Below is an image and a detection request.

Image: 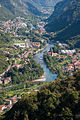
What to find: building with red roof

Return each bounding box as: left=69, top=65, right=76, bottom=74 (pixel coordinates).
left=0, top=105, right=7, bottom=112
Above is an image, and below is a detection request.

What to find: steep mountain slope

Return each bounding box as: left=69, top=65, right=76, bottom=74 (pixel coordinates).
left=25, top=2, right=43, bottom=16
left=45, top=0, right=80, bottom=44
left=3, top=70, right=80, bottom=120
left=0, top=6, right=13, bottom=20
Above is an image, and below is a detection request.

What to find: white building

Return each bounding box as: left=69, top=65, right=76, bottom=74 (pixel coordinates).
left=0, top=105, right=7, bottom=113
left=5, top=99, right=12, bottom=105
left=14, top=43, right=26, bottom=48
left=61, top=50, right=76, bottom=54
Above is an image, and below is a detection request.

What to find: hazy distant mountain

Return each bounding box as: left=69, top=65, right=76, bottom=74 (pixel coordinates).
left=31, top=0, right=61, bottom=11
left=0, top=0, right=44, bottom=20
left=0, top=0, right=61, bottom=20
left=45, top=0, right=80, bottom=44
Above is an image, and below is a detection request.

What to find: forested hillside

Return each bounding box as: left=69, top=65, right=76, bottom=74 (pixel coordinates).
left=0, top=31, right=11, bottom=74
left=0, top=31, right=11, bottom=44
left=0, top=52, right=8, bottom=74
left=45, top=0, right=80, bottom=45
left=3, top=70, right=80, bottom=120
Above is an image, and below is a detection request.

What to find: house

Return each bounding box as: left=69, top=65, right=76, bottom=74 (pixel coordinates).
left=58, top=43, right=63, bottom=47
left=3, top=51, right=9, bottom=54
left=76, top=53, right=80, bottom=57
left=52, top=53, right=58, bottom=57
left=57, top=56, right=61, bottom=60
left=5, top=99, right=12, bottom=105
left=32, top=42, right=40, bottom=48
left=62, top=56, right=67, bottom=59
left=11, top=97, right=17, bottom=104
left=65, top=65, right=74, bottom=71
left=12, top=64, right=22, bottom=69
left=14, top=43, right=26, bottom=48
left=35, top=30, right=39, bottom=34
left=5, top=57, right=9, bottom=61
left=17, top=58, right=21, bottom=61
left=48, top=52, right=52, bottom=55
left=15, top=64, right=22, bottom=69
left=73, top=61, right=78, bottom=65
left=68, top=53, right=73, bottom=57
left=0, top=105, right=7, bottom=113
left=4, top=77, right=11, bottom=84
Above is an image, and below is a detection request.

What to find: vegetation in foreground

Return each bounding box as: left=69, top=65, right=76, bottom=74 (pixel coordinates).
left=2, top=70, right=80, bottom=120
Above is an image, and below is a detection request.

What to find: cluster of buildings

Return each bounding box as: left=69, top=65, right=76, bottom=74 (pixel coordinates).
left=0, top=77, right=11, bottom=85
left=0, top=17, right=29, bottom=40
left=48, top=43, right=80, bottom=74
left=13, top=39, right=30, bottom=49
left=0, top=17, right=48, bottom=114
left=14, top=42, right=26, bottom=48
left=1, top=18, right=27, bottom=33
left=60, top=50, right=76, bottom=55
left=65, top=56, right=80, bottom=72
left=37, top=22, right=46, bottom=34
left=0, top=43, right=33, bottom=85
left=0, top=96, right=19, bottom=113
left=32, top=42, right=40, bottom=48
left=48, top=52, right=58, bottom=57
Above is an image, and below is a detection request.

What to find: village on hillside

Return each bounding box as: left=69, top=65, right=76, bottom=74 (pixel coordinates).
left=0, top=17, right=47, bottom=113
left=44, top=42, right=80, bottom=77
left=0, top=17, right=47, bottom=84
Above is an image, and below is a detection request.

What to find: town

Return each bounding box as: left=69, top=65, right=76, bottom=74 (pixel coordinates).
left=44, top=42, right=80, bottom=78
left=0, top=16, right=80, bottom=114
left=0, top=17, right=47, bottom=113
left=0, top=16, right=47, bottom=83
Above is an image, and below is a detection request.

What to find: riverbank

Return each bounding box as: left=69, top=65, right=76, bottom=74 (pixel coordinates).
left=0, top=74, right=46, bottom=91
left=35, top=44, right=47, bottom=54
left=33, top=44, right=57, bottom=82
left=29, top=74, right=46, bottom=83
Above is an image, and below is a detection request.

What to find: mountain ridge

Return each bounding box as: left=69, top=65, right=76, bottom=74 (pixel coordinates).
left=0, top=0, right=61, bottom=20
left=45, top=0, right=80, bottom=46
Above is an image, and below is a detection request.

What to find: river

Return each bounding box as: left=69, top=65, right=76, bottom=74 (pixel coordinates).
left=33, top=44, right=57, bottom=82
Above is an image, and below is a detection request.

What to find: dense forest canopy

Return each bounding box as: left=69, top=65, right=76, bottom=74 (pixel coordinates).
left=0, top=31, right=11, bottom=74
left=3, top=70, right=80, bottom=120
